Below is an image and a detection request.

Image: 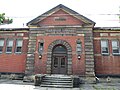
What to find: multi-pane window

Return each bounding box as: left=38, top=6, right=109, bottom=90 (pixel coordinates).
left=38, top=42, right=44, bottom=54
left=112, top=40, right=120, bottom=55
left=101, top=40, right=109, bottom=55
left=6, top=39, right=13, bottom=53
left=0, top=39, right=4, bottom=53
left=76, top=40, right=82, bottom=54
left=15, top=39, right=23, bottom=53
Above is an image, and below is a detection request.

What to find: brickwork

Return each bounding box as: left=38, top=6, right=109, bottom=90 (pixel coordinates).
left=0, top=31, right=29, bottom=73
left=38, top=9, right=84, bottom=26
left=32, top=30, right=86, bottom=75
left=25, top=4, right=95, bottom=76
left=0, top=5, right=119, bottom=78
left=94, top=30, right=120, bottom=76
left=0, top=54, right=27, bottom=73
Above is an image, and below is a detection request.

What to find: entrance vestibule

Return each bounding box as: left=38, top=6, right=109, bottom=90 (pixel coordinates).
left=52, top=45, right=67, bottom=74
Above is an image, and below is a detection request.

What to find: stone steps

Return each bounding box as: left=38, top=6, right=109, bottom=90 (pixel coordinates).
left=40, top=75, right=73, bottom=88
left=41, top=84, right=73, bottom=88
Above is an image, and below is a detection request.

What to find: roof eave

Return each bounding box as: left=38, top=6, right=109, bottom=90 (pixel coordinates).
left=27, top=4, right=95, bottom=26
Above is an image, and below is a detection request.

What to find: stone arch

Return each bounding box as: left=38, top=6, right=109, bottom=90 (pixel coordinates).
left=47, top=39, right=72, bottom=74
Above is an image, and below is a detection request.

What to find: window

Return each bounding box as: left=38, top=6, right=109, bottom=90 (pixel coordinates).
left=38, top=42, right=44, bottom=54
left=76, top=40, right=82, bottom=54
left=53, top=45, right=66, bottom=53
left=0, top=39, right=4, bottom=53
left=101, top=40, right=109, bottom=55
left=15, top=39, right=23, bottom=53
left=6, top=39, right=13, bottom=53
left=112, top=40, right=120, bottom=55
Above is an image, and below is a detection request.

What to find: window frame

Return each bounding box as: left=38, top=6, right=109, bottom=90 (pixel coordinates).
left=38, top=42, right=44, bottom=54
left=6, top=39, right=14, bottom=54
left=0, top=39, right=4, bottom=53
left=112, top=40, right=120, bottom=55
left=15, top=39, right=23, bottom=54
left=101, top=39, right=109, bottom=55
left=76, top=40, right=82, bottom=54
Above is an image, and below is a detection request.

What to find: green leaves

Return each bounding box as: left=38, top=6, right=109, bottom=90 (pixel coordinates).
left=0, top=13, right=13, bottom=25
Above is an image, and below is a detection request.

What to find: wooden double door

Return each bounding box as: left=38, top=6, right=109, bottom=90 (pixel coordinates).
left=52, top=55, right=67, bottom=74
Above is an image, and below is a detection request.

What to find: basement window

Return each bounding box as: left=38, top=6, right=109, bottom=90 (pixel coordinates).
left=0, top=39, right=4, bottom=53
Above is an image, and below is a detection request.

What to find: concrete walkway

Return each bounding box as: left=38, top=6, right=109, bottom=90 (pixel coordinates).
left=0, top=83, right=120, bottom=90
left=0, top=79, right=120, bottom=90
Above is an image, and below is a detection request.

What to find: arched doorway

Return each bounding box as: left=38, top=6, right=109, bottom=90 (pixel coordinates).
left=47, top=40, right=72, bottom=75
left=52, top=45, right=67, bottom=74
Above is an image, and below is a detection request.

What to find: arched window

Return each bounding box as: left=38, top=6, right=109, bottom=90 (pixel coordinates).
left=53, top=45, right=67, bottom=54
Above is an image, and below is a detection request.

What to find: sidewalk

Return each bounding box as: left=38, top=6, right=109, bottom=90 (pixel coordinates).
left=0, top=79, right=120, bottom=90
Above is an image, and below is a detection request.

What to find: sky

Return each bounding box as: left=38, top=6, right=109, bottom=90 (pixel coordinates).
left=0, top=0, right=120, bottom=28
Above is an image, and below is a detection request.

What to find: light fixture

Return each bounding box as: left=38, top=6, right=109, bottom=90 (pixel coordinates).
left=39, top=54, right=42, bottom=59
left=78, top=55, right=81, bottom=60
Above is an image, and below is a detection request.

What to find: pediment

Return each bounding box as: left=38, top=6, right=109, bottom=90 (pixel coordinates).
left=27, top=4, right=95, bottom=27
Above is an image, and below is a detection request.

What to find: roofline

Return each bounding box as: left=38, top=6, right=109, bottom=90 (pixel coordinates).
left=27, top=4, right=62, bottom=26
left=94, top=27, right=120, bottom=30
left=58, top=4, right=95, bottom=24
left=0, top=28, right=29, bottom=31
left=27, top=4, right=95, bottom=26
left=0, top=27, right=120, bottom=31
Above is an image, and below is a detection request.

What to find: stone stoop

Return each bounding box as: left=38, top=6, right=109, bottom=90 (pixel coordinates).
left=40, top=75, right=73, bottom=88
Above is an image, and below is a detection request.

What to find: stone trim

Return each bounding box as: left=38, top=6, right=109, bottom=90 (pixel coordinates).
left=47, top=39, right=72, bottom=74
left=25, top=31, right=37, bottom=75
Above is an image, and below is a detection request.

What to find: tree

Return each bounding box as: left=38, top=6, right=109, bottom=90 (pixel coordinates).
left=0, top=13, right=13, bottom=25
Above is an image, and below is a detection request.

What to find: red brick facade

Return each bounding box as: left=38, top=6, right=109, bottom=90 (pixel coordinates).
left=38, top=9, right=84, bottom=26
left=0, top=30, right=29, bottom=73
left=0, top=4, right=120, bottom=77
left=34, top=36, right=85, bottom=75
left=94, top=30, right=120, bottom=76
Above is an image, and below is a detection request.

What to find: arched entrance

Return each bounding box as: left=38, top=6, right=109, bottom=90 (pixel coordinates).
left=52, top=45, right=67, bottom=74
left=47, top=40, right=72, bottom=75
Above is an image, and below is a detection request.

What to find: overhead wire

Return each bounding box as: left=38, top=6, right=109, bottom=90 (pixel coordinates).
left=6, top=13, right=120, bottom=18
left=5, top=13, right=120, bottom=22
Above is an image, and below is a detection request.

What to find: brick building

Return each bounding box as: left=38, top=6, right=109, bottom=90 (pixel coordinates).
left=0, top=4, right=120, bottom=78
